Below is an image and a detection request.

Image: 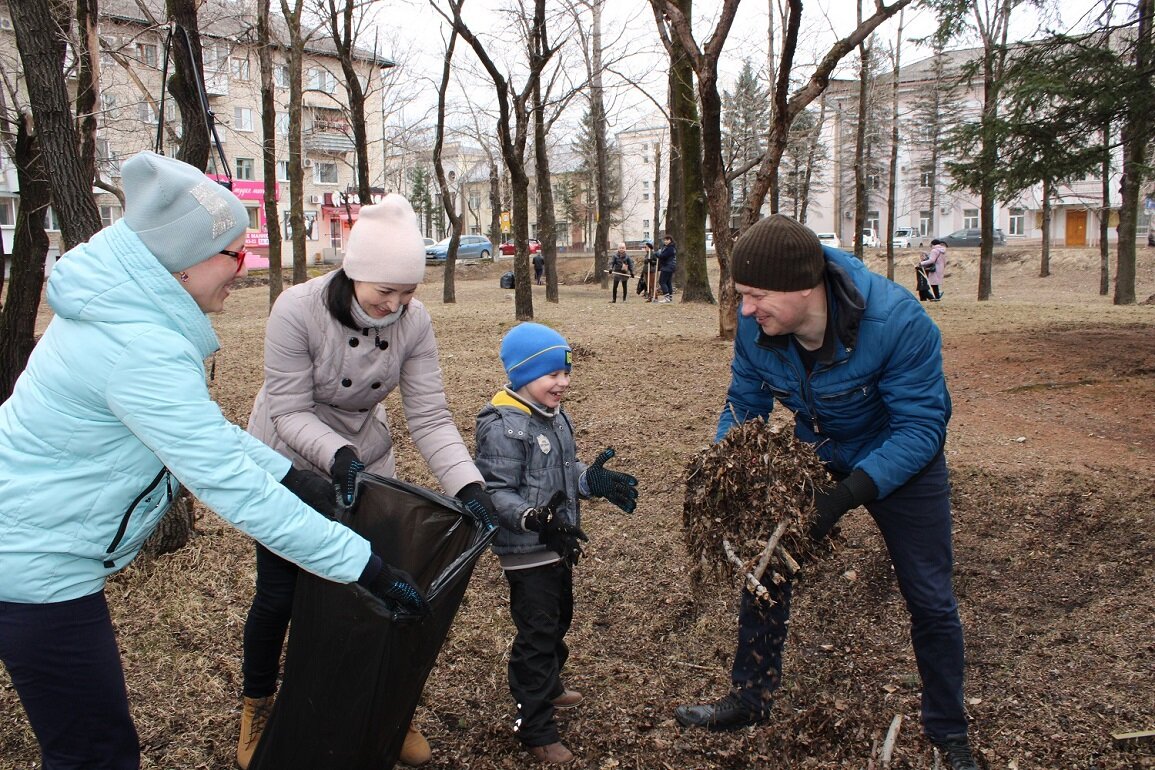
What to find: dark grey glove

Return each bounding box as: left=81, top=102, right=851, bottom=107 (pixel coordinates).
left=583, top=447, right=639, bottom=513
left=281, top=467, right=339, bottom=519
left=524, top=491, right=588, bottom=567
left=330, top=446, right=365, bottom=506
left=358, top=554, right=429, bottom=615
left=809, top=469, right=878, bottom=542
left=456, top=482, right=497, bottom=530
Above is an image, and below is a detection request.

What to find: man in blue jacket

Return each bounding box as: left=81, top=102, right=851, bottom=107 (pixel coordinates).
left=673, top=215, right=978, bottom=770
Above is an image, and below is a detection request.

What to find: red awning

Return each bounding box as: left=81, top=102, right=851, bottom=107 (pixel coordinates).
left=322, top=204, right=361, bottom=223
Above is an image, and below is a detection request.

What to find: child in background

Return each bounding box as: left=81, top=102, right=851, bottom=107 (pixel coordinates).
left=474, top=323, right=639, bottom=765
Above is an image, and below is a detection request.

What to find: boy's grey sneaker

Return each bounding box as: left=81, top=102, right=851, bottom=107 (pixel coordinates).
left=932, top=734, right=981, bottom=770
left=673, top=692, right=767, bottom=731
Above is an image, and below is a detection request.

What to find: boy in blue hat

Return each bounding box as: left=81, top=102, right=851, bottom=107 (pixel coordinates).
left=474, top=322, right=639, bottom=765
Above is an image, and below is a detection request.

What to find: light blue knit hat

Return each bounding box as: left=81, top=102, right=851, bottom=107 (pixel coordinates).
left=501, top=322, right=572, bottom=391
left=121, top=151, right=249, bottom=273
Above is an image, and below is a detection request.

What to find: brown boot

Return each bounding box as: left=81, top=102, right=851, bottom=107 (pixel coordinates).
left=551, top=689, right=583, bottom=709
left=528, top=742, right=575, bottom=764
left=399, top=723, right=432, bottom=766
left=235, top=695, right=273, bottom=770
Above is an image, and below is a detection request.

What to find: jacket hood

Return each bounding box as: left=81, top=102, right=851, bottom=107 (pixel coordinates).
left=47, top=220, right=220, bottom=358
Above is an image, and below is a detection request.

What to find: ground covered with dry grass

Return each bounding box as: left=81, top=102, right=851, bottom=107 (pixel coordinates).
left=2, top=247, right=1153, bottom=769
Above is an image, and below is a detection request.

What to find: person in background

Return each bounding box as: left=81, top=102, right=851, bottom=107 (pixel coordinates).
left=608, top=243, right=635, bottom=303
left=636, top=241, right=655, bottom=300
left=919, top=238, right=948, bottom=301
left=238, top=195, right=497, bottom=769
left=0, top=151, right=422, bottom=770
left=474, top=323, right=639, bottom=765
left=673, top=215, right=979, bottom=770
left=655, top=234, right=677, bottom=303
left=533, top=250, right=545, bottom=285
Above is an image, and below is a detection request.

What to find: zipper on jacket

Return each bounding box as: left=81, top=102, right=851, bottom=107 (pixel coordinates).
left=104, top=467, right=169, bottom=567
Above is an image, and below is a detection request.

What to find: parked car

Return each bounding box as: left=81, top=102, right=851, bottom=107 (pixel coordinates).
left=423, top=237, right=436, bottom=248
left=498, top=238, right=541, bottom=256
left=939, top=228, right=1006, bottom=247
left=861, top=228, right=881, bottom=248
left=816, top=232, right=842, bottom=249
left=705, top=232, right=715, bottom=255
left=891, top=227, right=917, bottom=249
left=425, top=234, right=493, bottom=261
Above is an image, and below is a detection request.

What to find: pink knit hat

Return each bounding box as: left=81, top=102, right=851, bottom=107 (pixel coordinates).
left=341, top=194, right=427, bottom=284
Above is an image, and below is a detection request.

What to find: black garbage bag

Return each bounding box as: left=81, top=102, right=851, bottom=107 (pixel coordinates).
left=249, top=472, right=496, bottom=770
left=915, top=265, right=933, bottom=301
left=499, top=271, right=515, bottom=289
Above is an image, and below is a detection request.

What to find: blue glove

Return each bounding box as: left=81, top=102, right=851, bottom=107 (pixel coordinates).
left=359, top=554, right=430, bottom=615
left=456, top=482, right=497, bottom=530
left=330, top=446, right=365, bottom=506
left=582, top=448, right=639, bottom=513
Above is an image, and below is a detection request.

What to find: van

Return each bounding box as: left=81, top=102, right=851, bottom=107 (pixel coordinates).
left=891, top=227, right=917, bottom=249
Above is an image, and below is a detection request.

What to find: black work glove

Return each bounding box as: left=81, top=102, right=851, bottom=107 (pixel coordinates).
left=809, top=469, right=878, bottom=542
left=359, top=554, right=430, bottom=616
left=330, top=446, right=365, bottom=506
left=281, top=467, right=340, bottom=519
left=457, top=482, right=497, bottom=530
left=524, top=491, right=588, bottom=567
left=582, top=447, right=639, bottom=513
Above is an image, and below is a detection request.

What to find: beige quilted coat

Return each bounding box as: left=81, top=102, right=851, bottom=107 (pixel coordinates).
left=247, top=271, right=483, bottom=496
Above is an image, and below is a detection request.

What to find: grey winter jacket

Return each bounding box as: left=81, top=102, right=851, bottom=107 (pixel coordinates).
left=474, top=390, right=587, bottom=559
left=248, top=270, right=483, bottom=495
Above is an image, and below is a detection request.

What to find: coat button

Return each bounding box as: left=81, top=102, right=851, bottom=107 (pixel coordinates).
left=342, top=378, right=352, bottom=387
left=378, top=340, right=389, bottom=350
left=349, top=338, right=359, bottom=347
left=370, top=382, right=381, bottom=389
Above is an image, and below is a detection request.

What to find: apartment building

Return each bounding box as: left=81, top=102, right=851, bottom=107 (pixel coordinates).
left=0, top=0, right=391, bottom=268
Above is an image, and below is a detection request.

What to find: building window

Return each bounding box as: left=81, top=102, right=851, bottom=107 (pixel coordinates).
left=0, top=198, right=15, bottom=226
left=137, top=43, right=158, bottom=68
left=315, top=161, right=339, bottom=185
left=99, top=204, right=122, bottom=228
left=138, top=102, right=159, bottom=124
left=329, top=217, right=343, bottom=250
left=867, top=211, right=880, bottom=232
left=867, top=174, right=881, bottom=190
left=468, top=191, right=481, bottom=210
left=100, top=93, right=118, bottom=121
left=1008, top=208, right=1025, bottom=236
left=234, top=107, right=254, bottom=132
left=276, top=160, right=290, bottom=182
left=275, top=65, right=290, bottom=88
left=919, top=210, right=932, bottom=236
left=919, top=170, right=933, bottom=188
left=643, top=219, right=650, bottom=229
left=276, top=112, right=290, bottom=136
left=642, top=179, right=650, bottom=201
left=235, top=158, right=255, bottom=181
left=45, top=207, right=60, bottom=231
left=246, top=207, right=260, bottom=230
left=963, top=208, right=979, bottom=229
left=308, top=68, right=338, bottom=95
left=231, top=57, right=251, bottom=81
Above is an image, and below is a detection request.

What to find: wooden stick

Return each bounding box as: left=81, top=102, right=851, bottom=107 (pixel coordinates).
left=775, top=546, right=801, bottom=575
left=752, top=520, right=789, bottom=582
left=1112, top=729, right=1155, bottom=748
left=722, top=539, right=771, bottom=602
left=880, top=714, right=903, bottom=767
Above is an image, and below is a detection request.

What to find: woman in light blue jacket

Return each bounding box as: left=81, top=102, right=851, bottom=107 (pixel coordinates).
left=0, top=152, right=423, bottom=770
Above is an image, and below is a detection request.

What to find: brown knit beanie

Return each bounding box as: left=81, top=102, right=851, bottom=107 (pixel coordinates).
left=731, top=214, right=826, bottom=291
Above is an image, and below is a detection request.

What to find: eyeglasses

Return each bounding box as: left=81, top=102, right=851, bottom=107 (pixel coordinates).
left=220, top=248, right=247, bottom=274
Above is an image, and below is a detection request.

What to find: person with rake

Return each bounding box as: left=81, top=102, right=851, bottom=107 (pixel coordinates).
left=474, top=323, right=639, bottom=765
left=673, top=215, right=980, bottom=770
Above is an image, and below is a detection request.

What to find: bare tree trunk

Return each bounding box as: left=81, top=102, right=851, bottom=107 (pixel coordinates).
left=884, top=13, right=903, bottom=281
left=324, top=0, right=373, bottom=202
left=1114, top=0, right=1153, bottom=305
left=852, top=2, right=868, bottom=260
left=1099, top=123, right=1111, bottom=296
left=9, top=0, right=101, bottom=251
left=258, top=0, right=284, bottom=304
left=76, top=0, right=99, bottom=187
left=434, top=28, right=463, bottom=303
left=651, top=142, right=663, bottom=240
left=532, top=50, right=559, bottom=304
left=665, top=65, right=684, bottom=248
left=1040, top=177, right=1052, bottom=277
left=0, top=116, right=50, bottom=402
left=590, top=0, right=611, bottom=289
left=282, top=0, right=308, bottom=284
left=167, top=0, right=211, bottom=169
left=488, top=161, right=502, bottom=249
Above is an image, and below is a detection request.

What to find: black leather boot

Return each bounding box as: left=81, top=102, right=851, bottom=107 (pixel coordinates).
left=932, top=734, right=981, bottom=770
left=673, top=692, right=767, bottom=731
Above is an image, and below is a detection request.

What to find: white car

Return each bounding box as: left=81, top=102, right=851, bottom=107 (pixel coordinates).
left=891, top=227, right=916, bottom=249
left=861, top=228, right=881, bottom=248
left=816, top=232, right=841, bottom=249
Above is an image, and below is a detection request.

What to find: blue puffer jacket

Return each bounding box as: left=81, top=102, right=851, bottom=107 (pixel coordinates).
left=718, top=247, right=951, bottom=498
left=474, top=390, right=586, bottom=558
left=0, top=221, right=371, bottom=603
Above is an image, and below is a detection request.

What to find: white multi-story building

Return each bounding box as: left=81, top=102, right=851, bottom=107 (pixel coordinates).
left=0, top=0, right=392, bottom=268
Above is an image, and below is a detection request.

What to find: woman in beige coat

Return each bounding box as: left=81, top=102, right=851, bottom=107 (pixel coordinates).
left=237, top=195, right=496, bottom=769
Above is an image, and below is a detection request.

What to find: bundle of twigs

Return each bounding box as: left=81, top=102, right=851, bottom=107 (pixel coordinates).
left=682, top=416, right=833, bottom=598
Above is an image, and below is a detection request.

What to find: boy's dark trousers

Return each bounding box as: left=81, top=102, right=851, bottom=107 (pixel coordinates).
left=505, top=561, right=574, bottom=747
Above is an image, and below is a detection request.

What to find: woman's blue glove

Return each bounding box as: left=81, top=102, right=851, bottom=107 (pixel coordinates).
left=581, top=448, right=639, bottom=513
left=358, top=554, right=430, bottom=615
left=330, top=446, right=365, bottom=506
left=456, top=482, right=497, bottom=530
